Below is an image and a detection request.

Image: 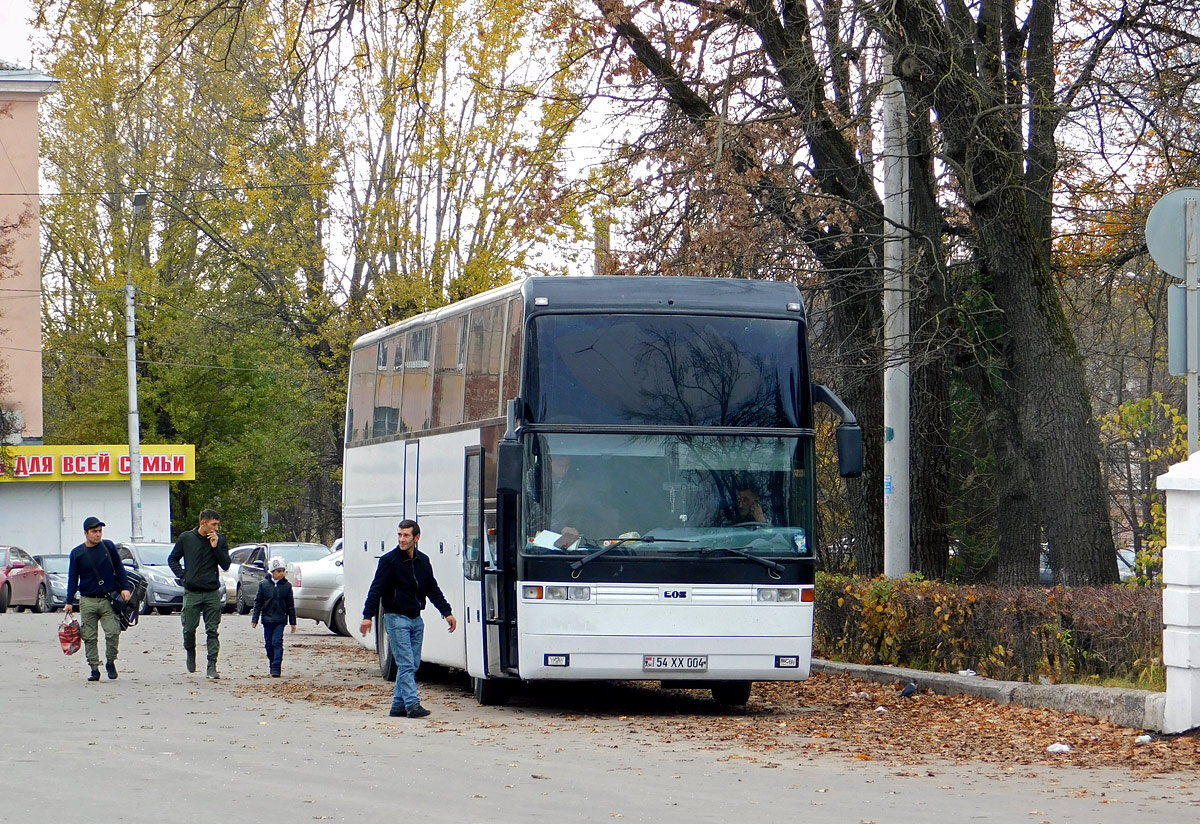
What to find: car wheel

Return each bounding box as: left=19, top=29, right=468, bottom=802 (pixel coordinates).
left=32, top=585, right=49, bottom=614
left=330, top=597, right=349, bottom=636
left=376, top=613, right=397, bottom=681
left=236, top=585, right=251, bottom=615
left=140, top=592, right=153, bottom=615
left=0, top=583, right=9, bottom=613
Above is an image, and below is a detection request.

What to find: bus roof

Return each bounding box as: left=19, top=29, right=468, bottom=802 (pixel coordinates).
left=351, top=276, right=805, bottom=350
left=524, top=276, right=804, bottom=317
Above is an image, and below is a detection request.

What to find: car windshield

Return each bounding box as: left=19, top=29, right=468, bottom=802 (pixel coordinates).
left=520, top=433, right=813, bottom=558
left=38, top=556, right=70, bottom=573
left=132, top=544, right=175, bottom=565
left=272, top=544, right=332, bottom=562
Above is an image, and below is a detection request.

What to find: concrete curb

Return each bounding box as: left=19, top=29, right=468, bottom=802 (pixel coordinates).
left=813, top=659, right=1166, bottom=731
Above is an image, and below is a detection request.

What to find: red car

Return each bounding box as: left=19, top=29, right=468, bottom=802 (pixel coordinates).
left=0, top=545, right=50, bottom=613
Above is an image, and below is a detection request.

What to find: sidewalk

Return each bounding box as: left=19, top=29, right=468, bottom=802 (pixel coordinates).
left=814, top=659, right=1168, bottom=731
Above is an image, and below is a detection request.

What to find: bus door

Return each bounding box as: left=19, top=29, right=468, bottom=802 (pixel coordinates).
left=463, top=448, right=486, bottom=677
left=463, top=448, right=506, bottom=678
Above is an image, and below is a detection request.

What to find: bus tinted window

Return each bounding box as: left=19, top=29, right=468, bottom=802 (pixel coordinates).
left=347, top=346, right=377, bottom=443
left=433, top=315, right=467, bottom=428
left=374, top=336, right=403, bottom=436
left=527, top=315, right=802, bottom=427
left=502, top=296, right=523, bottom=404
left=466, top=303, right=504, bottom=420
left=401, top=326, right=433, bottom=432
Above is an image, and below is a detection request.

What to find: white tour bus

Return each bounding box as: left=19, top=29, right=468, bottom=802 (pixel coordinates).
left=342, top=276, right=861, bottom=705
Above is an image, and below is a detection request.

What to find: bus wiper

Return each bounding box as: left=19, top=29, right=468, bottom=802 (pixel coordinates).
left=569, top=536, right=694, bottom=570
left=699, top=546, right=785, bottom=575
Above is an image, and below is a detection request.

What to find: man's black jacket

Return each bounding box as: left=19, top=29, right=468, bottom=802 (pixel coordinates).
left=168, top=528, right=231, bottom=592
left=362, top=546, right=452, bottom=620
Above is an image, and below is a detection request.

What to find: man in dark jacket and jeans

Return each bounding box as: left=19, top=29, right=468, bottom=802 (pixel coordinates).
left=360, top=519, right=456, bottom=718
left=168, top=509, right=231, bottom=679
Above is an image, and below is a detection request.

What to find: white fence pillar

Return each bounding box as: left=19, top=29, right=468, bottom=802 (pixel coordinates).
left=1155, top=454, right=1200, bottom=733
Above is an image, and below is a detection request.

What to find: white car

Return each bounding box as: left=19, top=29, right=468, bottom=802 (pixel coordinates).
left=292, top=549, right=348, bottom=636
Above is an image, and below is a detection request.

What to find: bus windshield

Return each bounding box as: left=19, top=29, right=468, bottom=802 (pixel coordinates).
left=520, top=433, right=813, bottom=559
left=526, top=314, right=804, bottom=427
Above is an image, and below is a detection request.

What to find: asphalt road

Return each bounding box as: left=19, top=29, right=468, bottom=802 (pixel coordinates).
left=3, top=610, right=1196, bottom=823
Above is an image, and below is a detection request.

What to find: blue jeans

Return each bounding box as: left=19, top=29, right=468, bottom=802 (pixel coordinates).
left=262, top=622, right=285, bottom=673
left=383, top=613, right=424, bottom=710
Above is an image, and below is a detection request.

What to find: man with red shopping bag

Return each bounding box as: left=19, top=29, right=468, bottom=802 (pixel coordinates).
left=64, top=517, right=131, bottom=681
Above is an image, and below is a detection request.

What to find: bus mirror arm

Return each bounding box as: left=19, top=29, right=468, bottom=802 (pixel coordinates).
left=504, top=398, right=522, bottom=440
left=813, top=384, right=864, bottom=479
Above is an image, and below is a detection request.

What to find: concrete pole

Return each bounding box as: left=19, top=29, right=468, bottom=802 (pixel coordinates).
left=125, top=191, right=147, bottom=541
left=1188, top=198, right=1198, bottom=455
left=882, top=56, right=911, bottom=578
left=1153, top=455, right=1200, bottom=733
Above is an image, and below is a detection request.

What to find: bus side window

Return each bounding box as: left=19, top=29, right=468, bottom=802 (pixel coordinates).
left=466, top=303, right=504, bottom=421
left=433, top=315, right=466, bottom=428
left=347, top=346, right=378, bottom=443
left=401, top=326, right=433, bottom=433
left=502, top=296, right=523, bottom=404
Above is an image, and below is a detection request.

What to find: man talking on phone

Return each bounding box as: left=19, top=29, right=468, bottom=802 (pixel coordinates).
left=168, top=509, right=232, bottom=679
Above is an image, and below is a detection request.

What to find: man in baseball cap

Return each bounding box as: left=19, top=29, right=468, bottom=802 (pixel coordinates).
left=64, top=516, right=130, bottom=681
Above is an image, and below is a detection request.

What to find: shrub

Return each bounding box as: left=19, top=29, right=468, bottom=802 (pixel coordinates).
left=813, top=573, right=1163, bottom=686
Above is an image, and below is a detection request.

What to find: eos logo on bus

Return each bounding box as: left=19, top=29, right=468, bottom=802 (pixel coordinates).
left=663, top=590, right=687, bottom=599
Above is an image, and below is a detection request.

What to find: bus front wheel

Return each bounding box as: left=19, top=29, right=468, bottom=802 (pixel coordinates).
left=711, top=681, right=752, bottom=706
left=376, top=615, right=397, bottom=681
left=473, top=676, right=511, bottom=706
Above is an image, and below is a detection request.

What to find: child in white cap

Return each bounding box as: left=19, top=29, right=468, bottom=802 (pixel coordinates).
left=250, top=557, right=297, bottom=676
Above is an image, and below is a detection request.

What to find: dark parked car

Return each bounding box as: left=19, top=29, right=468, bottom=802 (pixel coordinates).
left=33, top=553, right=71, bottom=610
left=1, top=546, right=49, bottom=613
left=234, top=542, right=332, bottom=614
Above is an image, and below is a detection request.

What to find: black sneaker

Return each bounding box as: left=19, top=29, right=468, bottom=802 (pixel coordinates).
left=106, top=661, right=118, bottom=680
left=87, top=669, right=101, bottom=682
left=388, top=706, right=406, bottom=717
left=406, top=704, right=431, bottom=718
left=185, top=650, right=196, bottom=673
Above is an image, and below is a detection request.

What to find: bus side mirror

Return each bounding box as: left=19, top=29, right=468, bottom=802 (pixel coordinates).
left=813, top=383, right=863, bottom=479
left=497, top=439, right=523, bottom=495
left=835, top=423, right=863, bottom=478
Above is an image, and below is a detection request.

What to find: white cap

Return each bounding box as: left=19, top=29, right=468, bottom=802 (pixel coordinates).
left=269, top=556, right=287, bottom=571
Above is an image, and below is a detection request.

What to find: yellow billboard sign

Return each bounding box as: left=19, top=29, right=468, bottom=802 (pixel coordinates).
left=0, top=444, right=196, bottom=482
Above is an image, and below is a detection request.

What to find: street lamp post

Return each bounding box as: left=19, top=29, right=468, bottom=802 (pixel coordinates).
left=126, top=191, right=147, bottom=541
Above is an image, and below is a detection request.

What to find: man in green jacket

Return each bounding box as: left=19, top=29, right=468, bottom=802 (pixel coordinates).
left=168, top=509, right=231, bottom=679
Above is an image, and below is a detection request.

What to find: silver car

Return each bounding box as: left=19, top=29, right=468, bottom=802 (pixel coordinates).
left=234, top=542, right=332, bottom=616
left=292, top=549, right=348, bottom=636
left=116, top=541, right=227, bottom=614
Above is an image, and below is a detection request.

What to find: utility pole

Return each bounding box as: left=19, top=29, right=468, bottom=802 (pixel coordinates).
left=126, top=191, right=147, bottom=541
left=882, top=57, right=911, bottom=577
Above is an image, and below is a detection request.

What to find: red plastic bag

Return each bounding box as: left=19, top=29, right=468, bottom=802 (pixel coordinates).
left=59, top=614, right=81, bottom=655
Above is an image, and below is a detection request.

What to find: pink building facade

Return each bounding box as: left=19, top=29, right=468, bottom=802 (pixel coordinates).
left=0, top=60, right=58, bottom=444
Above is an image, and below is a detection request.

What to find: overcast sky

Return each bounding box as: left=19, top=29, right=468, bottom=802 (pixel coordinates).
left=0, top=1, right=37, bottom=70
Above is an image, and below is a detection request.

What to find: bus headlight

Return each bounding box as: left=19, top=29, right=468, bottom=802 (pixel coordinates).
left=757, top=588, right=800, bottom=602
left=546, top=586, right=568, bottom=600
left=567, top=586, right=591, bottom=601
left=522, top=585, right=543, bottom=600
